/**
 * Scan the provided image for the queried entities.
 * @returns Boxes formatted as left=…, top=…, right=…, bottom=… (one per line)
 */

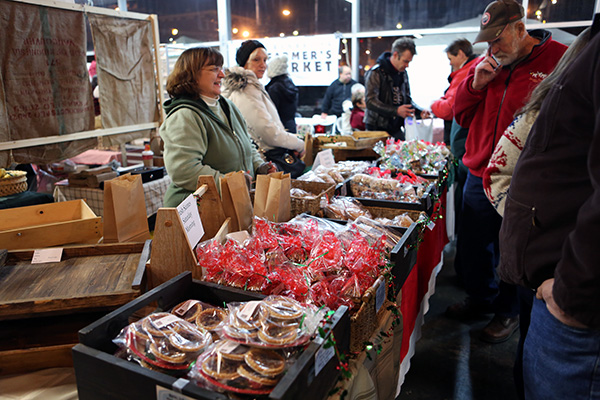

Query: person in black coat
left=265, top=55, right=299, bottom=133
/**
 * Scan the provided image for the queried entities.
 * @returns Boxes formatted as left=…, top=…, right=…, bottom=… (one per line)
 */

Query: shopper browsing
left=265, top=55, right=299, bottom=133
left=447, top=0, right=567, bottom=345
left=364, top=37, right=431, bottom=140
left=320, top=65, right=356, bottom=119
left=160, top=47, right=275, bottom=208
left=222, top=40, right=306, bottom=178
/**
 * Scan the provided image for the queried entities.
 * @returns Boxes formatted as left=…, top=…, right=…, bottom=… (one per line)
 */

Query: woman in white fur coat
left=222, top=40, right=305, bottom=159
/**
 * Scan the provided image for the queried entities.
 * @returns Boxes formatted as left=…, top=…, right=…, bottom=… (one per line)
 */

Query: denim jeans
left=455, top=171, right=518, bottom=316
left=524, top=298, right=600, bottom=399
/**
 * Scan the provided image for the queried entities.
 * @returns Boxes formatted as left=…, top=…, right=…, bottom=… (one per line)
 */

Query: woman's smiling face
left=244, top=47, right=268, bottom=79
left=196, top=64, right=224, bottom=98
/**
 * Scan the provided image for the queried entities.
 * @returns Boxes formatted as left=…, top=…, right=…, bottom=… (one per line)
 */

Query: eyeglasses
left=202, top=66, right=223, bottom=74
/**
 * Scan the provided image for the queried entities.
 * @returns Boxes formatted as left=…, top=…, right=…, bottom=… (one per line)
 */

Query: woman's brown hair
left=165, top=47, right=224, bottom=98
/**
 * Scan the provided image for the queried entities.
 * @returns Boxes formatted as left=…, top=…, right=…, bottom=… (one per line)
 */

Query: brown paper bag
left=220, top=171, right=253, bottom=232
left=254, top=172, right=291, bottom=222
left=103, top=174, right=151, bottom=243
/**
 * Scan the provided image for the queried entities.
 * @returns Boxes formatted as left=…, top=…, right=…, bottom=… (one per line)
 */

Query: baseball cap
left=474, top=0, right=525, bottom=43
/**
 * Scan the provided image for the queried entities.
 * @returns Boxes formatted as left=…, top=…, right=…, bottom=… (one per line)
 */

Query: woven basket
left=349, top=275, right=388, bottom=353
left=0, top=171, right=27, bottom=197
left=291, top=180, right=335, bottom=217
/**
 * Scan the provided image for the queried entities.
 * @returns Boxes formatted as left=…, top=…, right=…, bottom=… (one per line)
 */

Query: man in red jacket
left=447, top=0, right=566, bottom=344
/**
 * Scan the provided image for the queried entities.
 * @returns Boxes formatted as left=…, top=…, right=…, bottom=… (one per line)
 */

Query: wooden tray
left=0, top=199, right=102, bottom=250
left=73, top=272, right=349, bottom=400
left=314, top=131, right=389, bottom=150
left=0, top=241, right=149, bottom=320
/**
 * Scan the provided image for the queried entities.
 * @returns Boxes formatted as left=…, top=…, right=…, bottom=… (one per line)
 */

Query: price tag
left=239, top=301, right=260, bottom=320
left=314, top=343, right=335, bottom=376
left=177, top=194, right=204, bottom=249
left=31, top=248, right=63, bottom=264
left=218, top=341, right=240, bottom=354
left=404, top=246, right=409, bottom=257
left=153, top=314, right=179, bottom=329
left=172, top=300, right=200, bottom=318
left=427, top=220, right=436, bottom=231
left=156, top=384, right=195, bottom=400
left=375, top=280, right=386, bottom=312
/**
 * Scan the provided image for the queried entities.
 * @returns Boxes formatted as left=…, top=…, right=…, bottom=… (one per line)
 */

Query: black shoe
left=480, top=314, right=520, bottom=344
left=445, top=298, right=493, bottom=320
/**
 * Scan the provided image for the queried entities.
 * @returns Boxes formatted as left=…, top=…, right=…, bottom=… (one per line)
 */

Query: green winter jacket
left=160, top=96, right=264, bottom=207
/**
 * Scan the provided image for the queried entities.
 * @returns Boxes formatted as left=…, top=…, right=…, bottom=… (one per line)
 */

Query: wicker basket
left=349, top=275, right=388, bottom=353
left=0, top=171, right=27, bottom=197
left=291, top=180, right=335, bottom=217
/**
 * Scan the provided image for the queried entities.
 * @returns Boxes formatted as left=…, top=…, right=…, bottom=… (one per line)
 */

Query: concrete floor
left=396, top=242, right=519, bottom=400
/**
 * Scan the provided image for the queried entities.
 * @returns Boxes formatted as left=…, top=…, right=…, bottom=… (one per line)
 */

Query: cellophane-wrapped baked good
left=322, top=196, right=373, bottom=220
left=373, top=138, right=450, bottom=175
left=197, top=216, right=394, bottom=312
left=113, top=312, right=213, bottom=375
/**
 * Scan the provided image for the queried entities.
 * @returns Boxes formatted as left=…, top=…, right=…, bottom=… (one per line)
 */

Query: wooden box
left=0, top=199, right=102, bottom=250
left=346, top=180, right=436, bottom=215
left=73, top=272, right=350, bottom=400
left=0, top=241, right=150, bottom=375
left=314, top=131, right=389, bottom=150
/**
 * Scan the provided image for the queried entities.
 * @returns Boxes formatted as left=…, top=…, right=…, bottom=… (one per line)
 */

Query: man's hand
left=256, top=161, right=277, bottom=175
left=472, top=54, right=501, bottom=91
left=320, top=112, right=328, bottom=120
left=536, top=278, right=588, bottom=329
left=397, top=104, right=415, bottom=118
left=295, top=149, right=306, bottom=159
left=421, top=110, right=432, bottom=119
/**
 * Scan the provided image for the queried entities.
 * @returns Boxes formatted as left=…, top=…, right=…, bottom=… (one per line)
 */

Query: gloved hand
left=256, top=161, right=278, bottom=175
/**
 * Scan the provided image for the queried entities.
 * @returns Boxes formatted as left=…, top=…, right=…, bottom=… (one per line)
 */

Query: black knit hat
left=236, top=40, right=266, bottom=67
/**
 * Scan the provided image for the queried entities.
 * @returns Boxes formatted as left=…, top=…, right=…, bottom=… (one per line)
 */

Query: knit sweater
left=483, top=110, right=539, bottom=216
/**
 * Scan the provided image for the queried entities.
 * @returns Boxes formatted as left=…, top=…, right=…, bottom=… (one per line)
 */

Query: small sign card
left=314, top=343, right=335, bottom=376
left=156, top=384, right=195, bottom=400
left=177, top=194, right=205, bottom=249
left=376, top=279, right=386, bottom=312
left=31, top=248, right=63, bottom=264
left=312, top=149, right=335, bottom=170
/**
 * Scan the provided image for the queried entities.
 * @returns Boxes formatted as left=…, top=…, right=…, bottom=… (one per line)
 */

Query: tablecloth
left=52, top=175, right=171, bottom=217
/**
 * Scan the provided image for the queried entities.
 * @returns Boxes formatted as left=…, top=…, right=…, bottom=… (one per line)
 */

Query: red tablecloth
left=397, top=191, right=449, bottom=392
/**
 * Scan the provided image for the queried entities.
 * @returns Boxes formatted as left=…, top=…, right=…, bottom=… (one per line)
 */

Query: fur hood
left=222, top=66, right=261, bottom=95
left=267, top=55, right=289, bottom=79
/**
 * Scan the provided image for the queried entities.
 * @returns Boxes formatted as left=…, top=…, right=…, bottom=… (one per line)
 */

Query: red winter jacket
left=454, top=30, right=567, bottom=177
left=431, top=56, right=479, bottom=121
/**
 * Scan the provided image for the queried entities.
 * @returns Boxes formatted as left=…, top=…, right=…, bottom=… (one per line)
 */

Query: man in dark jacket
left=498, top=21, right=600, bottom=400
left=448, top=0, right=567, bottom=345
left=364, top=37, right=431, bottom=140
left=320, top=65, right=356, bottom=118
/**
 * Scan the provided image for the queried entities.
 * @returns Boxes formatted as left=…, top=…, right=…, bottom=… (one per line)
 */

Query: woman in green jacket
left=160, top=47, right=274, bottom=207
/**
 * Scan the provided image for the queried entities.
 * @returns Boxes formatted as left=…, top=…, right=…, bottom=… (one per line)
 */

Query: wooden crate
left=314, top=131, right=389, bottom=150
left=0, top=241, right=150, bottom=375
left=346, top=180, right=436, bottom=215
left=0, top=199, right=102, bottom=250
left=73, top=272, right=350, bottom=400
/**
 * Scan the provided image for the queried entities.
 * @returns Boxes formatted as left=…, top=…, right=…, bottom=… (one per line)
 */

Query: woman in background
left=160, top=47, right=273, bottom=207
left=265, top=55, right=299, bottom=133
left=222, top=40, right=306, bottom=178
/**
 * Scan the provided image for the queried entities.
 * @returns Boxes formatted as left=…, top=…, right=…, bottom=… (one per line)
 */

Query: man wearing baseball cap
left=448, top=0, right=566, bottom=350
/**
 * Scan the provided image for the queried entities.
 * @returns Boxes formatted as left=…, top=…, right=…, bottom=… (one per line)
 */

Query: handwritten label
left=313, top=149, right=335, bottom=170
left=31, top=248, right=63, bottom=264
left=376, top=280, right=386, bottom=312
left=177, top=194, right=204, bottom=249
left=427, top=220, right=436, bottom=231
left=156, top=385, right=195, bottom=400
left=314, top=343, right=335, bottom=376
left=153, top=315, right=179, bottom=330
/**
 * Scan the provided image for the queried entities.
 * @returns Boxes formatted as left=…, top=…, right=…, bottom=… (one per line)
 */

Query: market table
left=52, top=175, right=171, bottom=217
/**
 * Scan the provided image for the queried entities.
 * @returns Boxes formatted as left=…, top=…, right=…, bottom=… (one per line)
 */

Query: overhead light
left=232, top=27, right=239, bottom=34
left=280, top=33, right=285, bottom=37
left=242, top=30, right=250, bottom=37
left=171, top=28, right=179, bottom=36
left=396, top=23, right=403, bottom=29
left=365, top=49, right=371, bottom=55
left=282, top=9, right=291, bottom=16
left=292, top=30, right=299, bottom=36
